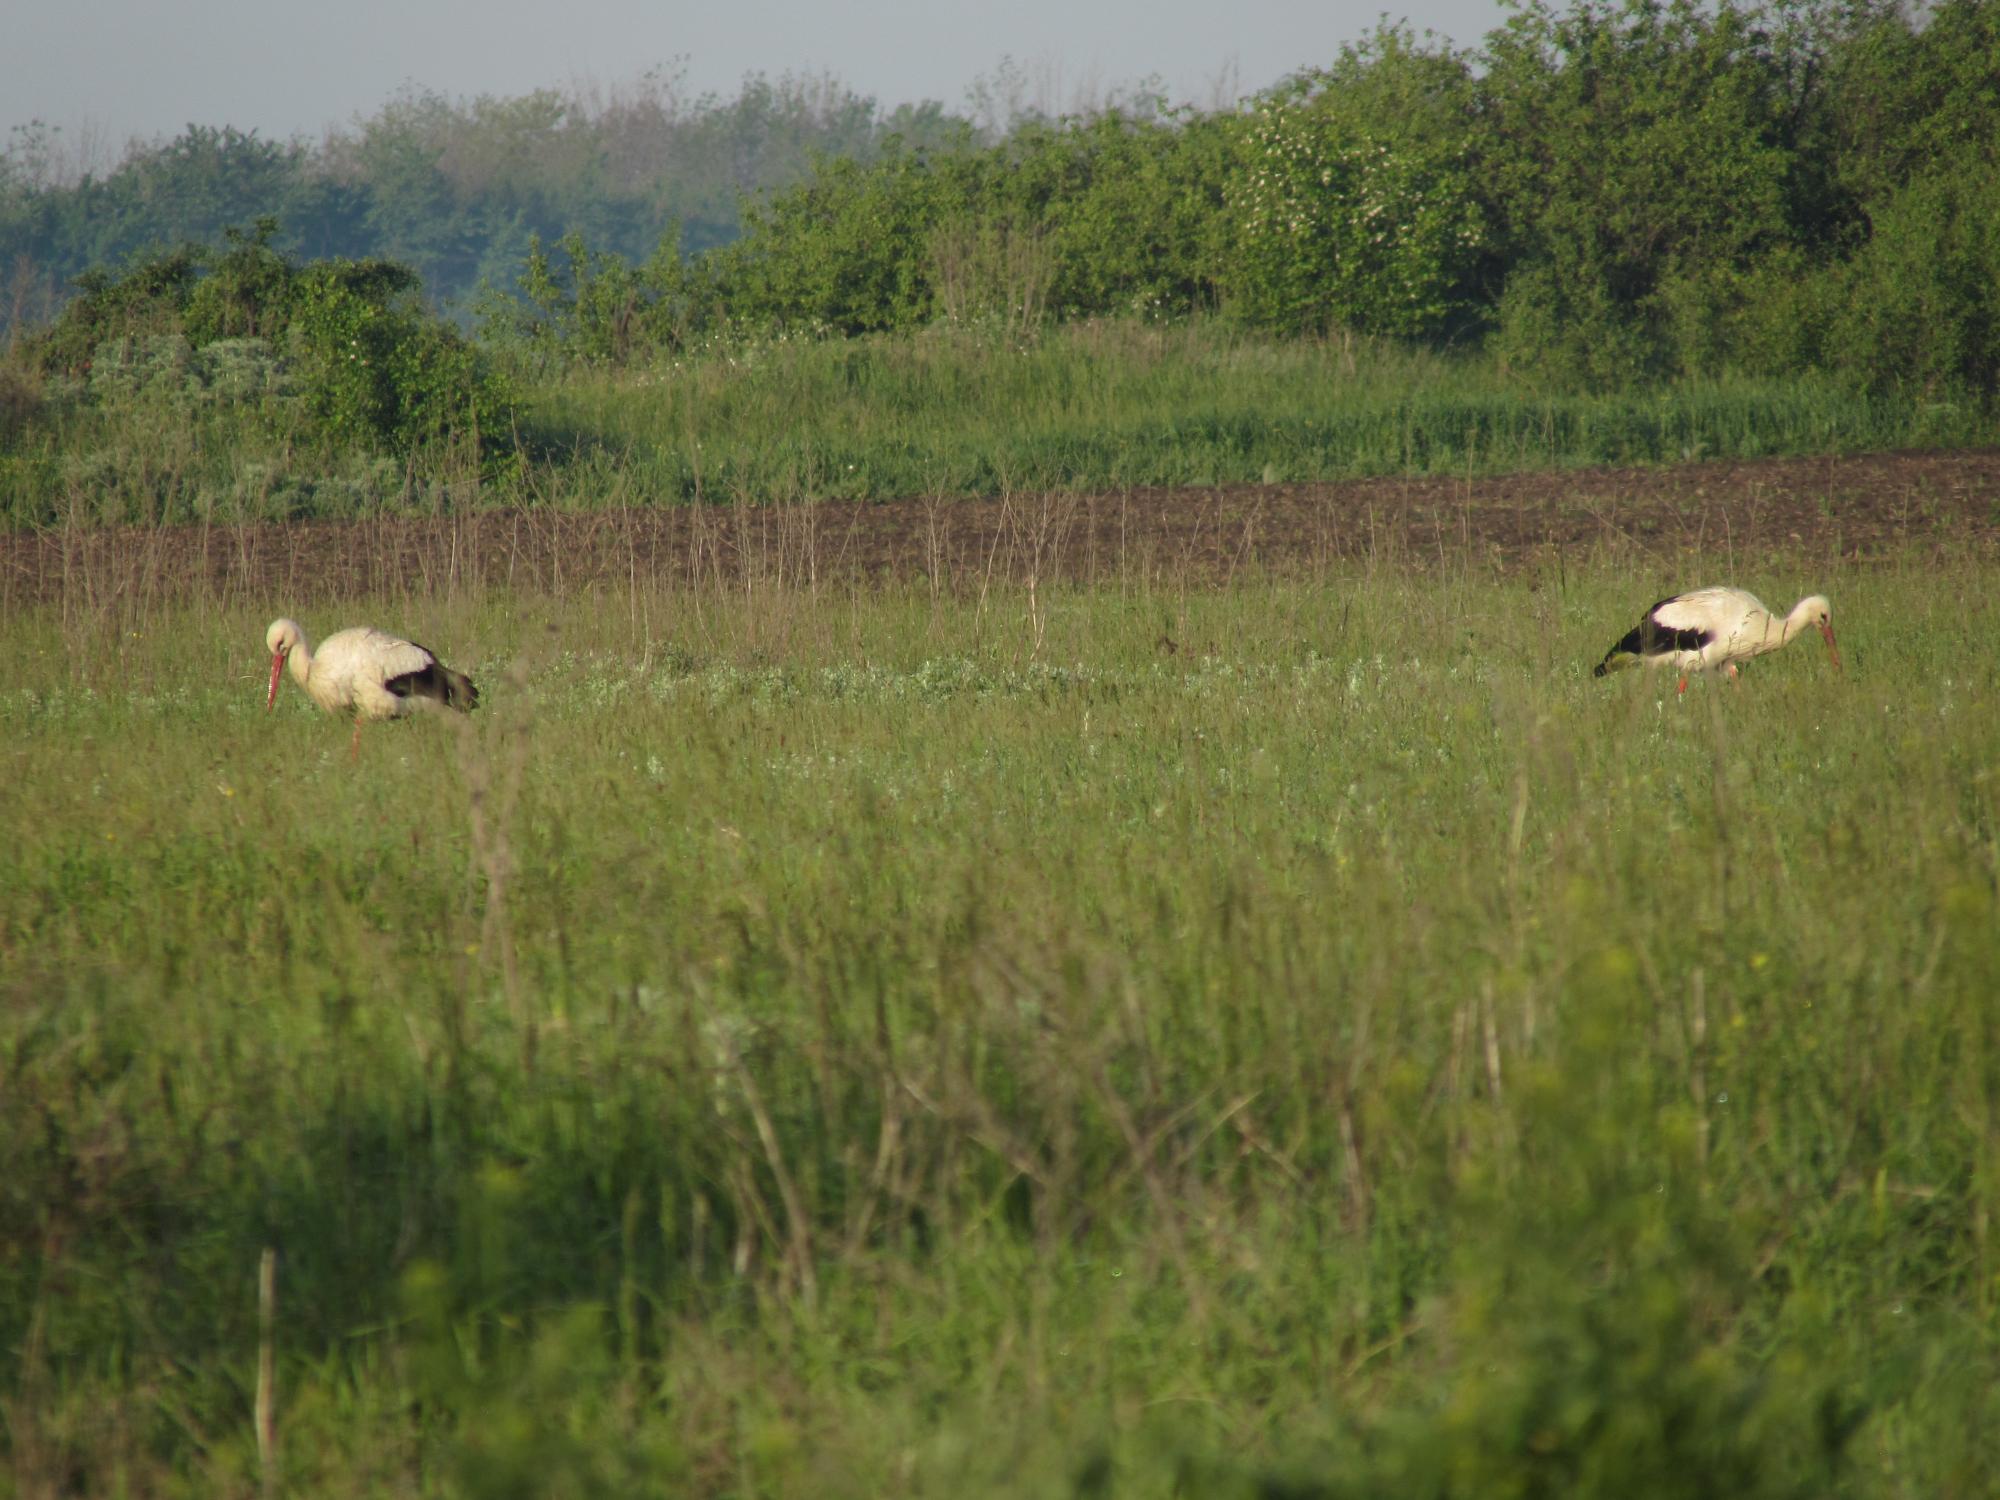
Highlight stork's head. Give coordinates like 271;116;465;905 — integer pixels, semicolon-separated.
265;618;302;708
1799;595;1840;672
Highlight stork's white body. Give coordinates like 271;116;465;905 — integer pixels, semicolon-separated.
289;627;444;719
265;618;478;753
1595;587;1840;693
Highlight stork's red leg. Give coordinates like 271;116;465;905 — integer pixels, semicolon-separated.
1677;675;1689;697
350;718;363;761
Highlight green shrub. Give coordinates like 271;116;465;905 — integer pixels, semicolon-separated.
454;0;2000;401
1479;0;1802;382
712;147;948;335
0;360;42;444
1229;106;1484;338
1819;159;2000;396
183;218;299;341
30;246;205;378
1492;262;1663;385
81;332;293;407
996;110;1234;324
18;227;516;469
478;229;720;368
288;259;515;460
1227;30;1486;338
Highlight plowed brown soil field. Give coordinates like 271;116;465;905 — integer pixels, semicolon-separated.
6;449;1997;610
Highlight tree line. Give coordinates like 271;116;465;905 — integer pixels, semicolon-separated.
8;0;1999;409
503;0;1998;393
0;69;965;337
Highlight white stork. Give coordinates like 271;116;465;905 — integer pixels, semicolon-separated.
265;618;479;756
1593;587;1841;695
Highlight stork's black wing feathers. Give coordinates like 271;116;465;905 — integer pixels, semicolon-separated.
384;642;480;711
1593;596;1715;677
1627;596;1718;656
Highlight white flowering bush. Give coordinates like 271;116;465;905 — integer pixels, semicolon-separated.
1229;100;1484;338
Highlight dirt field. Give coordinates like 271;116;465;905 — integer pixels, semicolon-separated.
5;449;1997;610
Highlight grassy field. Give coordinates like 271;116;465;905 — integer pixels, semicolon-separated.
3;544;1998;1496
7;321;1997;528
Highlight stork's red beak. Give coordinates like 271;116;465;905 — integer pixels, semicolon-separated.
1819;620;1842;672
267;650;285;709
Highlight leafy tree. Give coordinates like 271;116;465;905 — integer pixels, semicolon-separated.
1817;0;2000;207
1228;31;1486;337
994;109;1234;323
709;147;947;334
1480;0;1802;379
0;73;976;329
1819;160;2000;394
481;228;712;367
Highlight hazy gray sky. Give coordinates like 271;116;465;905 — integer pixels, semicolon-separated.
9;0;1515;161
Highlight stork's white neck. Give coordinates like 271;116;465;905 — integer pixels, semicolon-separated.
286;630;316;686
1780;598;1821;642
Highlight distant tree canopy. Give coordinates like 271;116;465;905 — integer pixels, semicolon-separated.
7;0;2000;396
0;70;966;336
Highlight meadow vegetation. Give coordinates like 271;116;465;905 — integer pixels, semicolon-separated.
6;312;1995;530
4;1;1999;1490
4;547;1998;1495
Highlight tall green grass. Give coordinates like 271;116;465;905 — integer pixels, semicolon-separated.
0;388;455;529
3;551;1997;1495
5;319;1994;528
532;321;1995;504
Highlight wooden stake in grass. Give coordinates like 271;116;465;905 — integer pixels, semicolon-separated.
255;1246;277;1497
